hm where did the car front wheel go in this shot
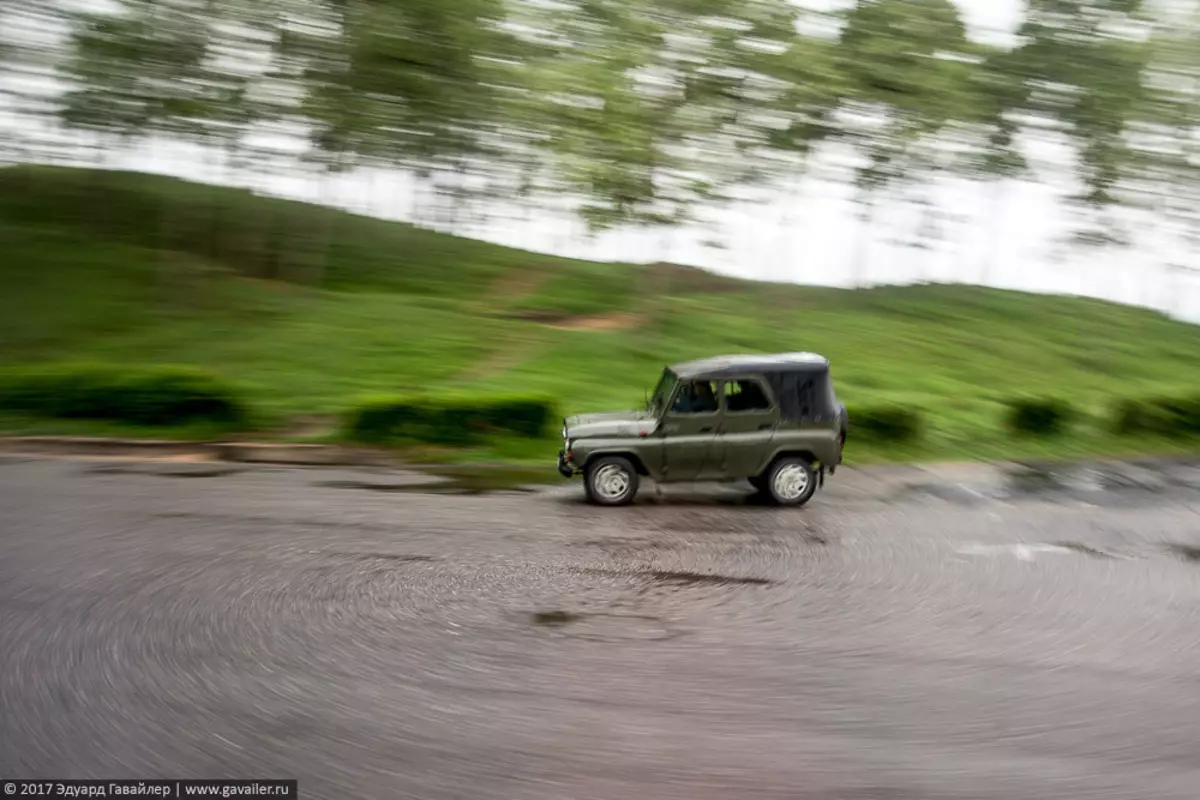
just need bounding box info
[584,456,639,506]
[765,458,817,507]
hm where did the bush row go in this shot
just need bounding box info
[0,364,245,426]
[1113,396,1200,437]
[0,365,559,444]
[846,404,922,442]
[344,394,555,446]
[0,364,1194,449]
[847,394,1200,443]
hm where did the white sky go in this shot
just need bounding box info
[3,0,1199,322]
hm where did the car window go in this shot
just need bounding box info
[671,380,718,414]
[723,379,770,412]
[649,368,677,415]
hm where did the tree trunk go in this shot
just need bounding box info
[851,194,876,289]
[412,175,428,229]
[155,176,184,309]
[307,165,338,287]
[403,170,418,225]
[978,180,1003,287]
[778,177,803,283]
[280,163,337,287]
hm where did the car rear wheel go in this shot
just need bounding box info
[585,456,639,506]
[765,457,817,507]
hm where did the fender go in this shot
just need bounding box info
[573,442,661,481]
[752,435,840,479]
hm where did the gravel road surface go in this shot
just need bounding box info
[2,456,1200,799]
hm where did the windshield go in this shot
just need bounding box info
[648,368,677,414]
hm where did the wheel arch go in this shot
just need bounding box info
[755,449,819,479]
[583,450,651,477]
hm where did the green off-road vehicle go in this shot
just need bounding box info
[557,352,847,506]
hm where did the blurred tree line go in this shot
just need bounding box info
[1,0,1198,289]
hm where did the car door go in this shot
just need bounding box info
[660,379,721,482]
[717,376,779,478]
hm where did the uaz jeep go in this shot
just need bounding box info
[557,352,847,506]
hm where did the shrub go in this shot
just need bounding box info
[846,404,922,443]
[1112,395,1200,438]
[1005,397,1074,436]
[0,364,245,426]
[344,394,556,446]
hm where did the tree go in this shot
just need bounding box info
[759,14,845,281]
[529,0,804,237]
[59,0,261,160]
[1125,0,1200,309]
[1000,0,1151,243]
[0,0,70,163]
[289,0,523,227]
[956,44,1032,283]
[833,0,975,285]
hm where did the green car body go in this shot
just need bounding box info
[557,352,847,506]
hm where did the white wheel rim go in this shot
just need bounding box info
[594,464,630,499]
[773,464,809,500]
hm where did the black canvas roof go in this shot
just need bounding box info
[669,352,829,379]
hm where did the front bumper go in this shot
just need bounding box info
[557,449,580,478]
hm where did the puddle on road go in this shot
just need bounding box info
[903,483,993,506]
[957,543,1076,561]
[899,459,1200,507]
[532,610,581,626]
[530,610,680,641]
[1053,541,1117,559]
[1006,465,1068,494]
[958,541,1132,561]
[646,508,808,535]
[150,511,405,535]
[317,550,436,564]
[1004,459,1200,497]
[85,464,244,478]
[580,566,774,587]
[319,465,558,496]
[1167,543,1200,562]
[643,569,772,586]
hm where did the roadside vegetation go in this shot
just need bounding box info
[3,0,1200,465]
[2,168,1198,465]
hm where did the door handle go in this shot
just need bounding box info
[758,424,773,430]
[699,426,713,433]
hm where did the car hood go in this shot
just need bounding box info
[565,410,656,440]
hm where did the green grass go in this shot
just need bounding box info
[2,164,1199,465]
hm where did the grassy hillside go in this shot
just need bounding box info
[2,165,1199,464]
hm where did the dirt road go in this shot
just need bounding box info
[3,456,1200,798]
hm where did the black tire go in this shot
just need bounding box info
[764,457,818,507]
[584,455,639,506]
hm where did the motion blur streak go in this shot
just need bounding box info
[2,457,1200,799]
